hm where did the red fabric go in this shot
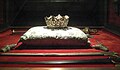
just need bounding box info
[13,42,23,49]
[21,39,87,46]
[9,49,102,53]
[0,56,108,61]
[0,29,12,37]
[0,29,120,67]
[0,29,120,53]
[92,29,120,54]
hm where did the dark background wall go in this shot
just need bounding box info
[108,0,120,26]
[105,0,120,34]
[0,0,119,34]
[0,0,4,24]
[0,0,9,32]
[5,0,106,27]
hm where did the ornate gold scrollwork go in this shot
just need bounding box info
[82,27,98,34]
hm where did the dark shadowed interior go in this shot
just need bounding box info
[5,0,106,26]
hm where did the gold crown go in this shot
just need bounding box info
[45,14,69,28]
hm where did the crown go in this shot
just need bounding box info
[45,14,69,28]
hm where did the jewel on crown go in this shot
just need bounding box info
[45,14,69,28]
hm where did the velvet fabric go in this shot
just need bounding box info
[0,28,120,67]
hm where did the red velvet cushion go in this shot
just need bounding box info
[15,38,90,49]
[22,38,87,46]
